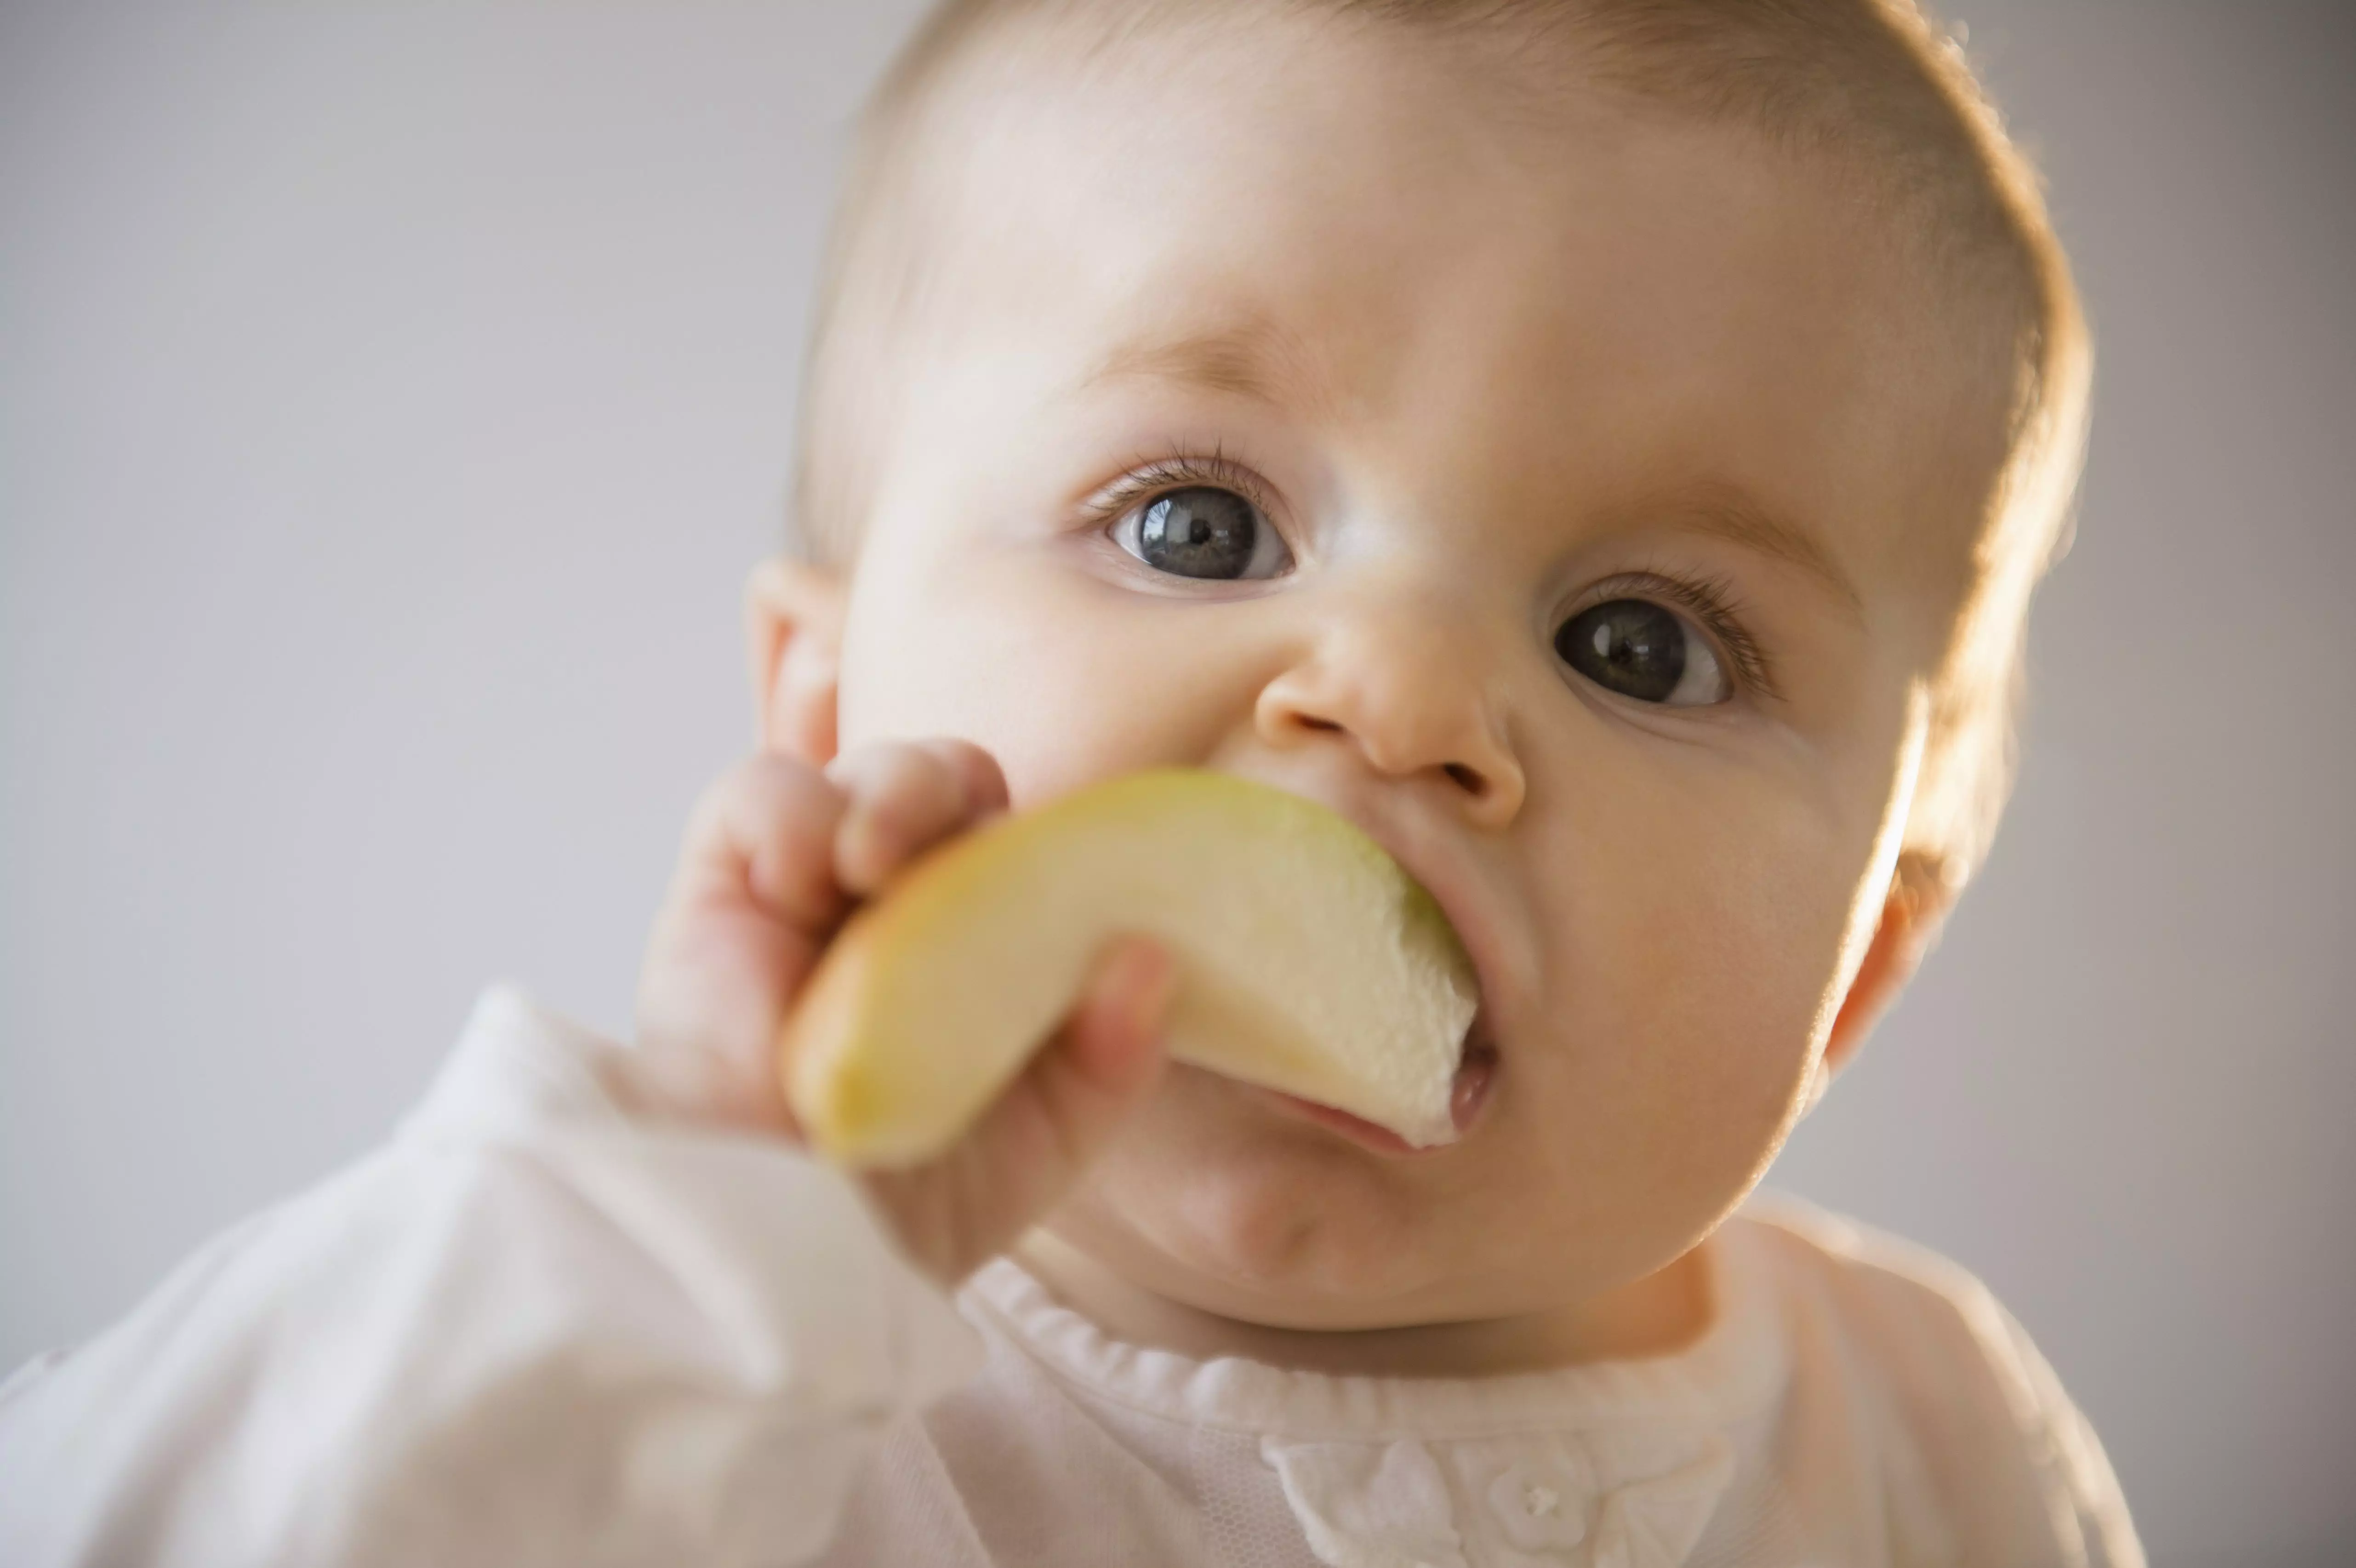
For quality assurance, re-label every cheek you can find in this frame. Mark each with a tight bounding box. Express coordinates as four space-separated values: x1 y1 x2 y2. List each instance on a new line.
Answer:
836 542 1265 804
1523 733 1870 1194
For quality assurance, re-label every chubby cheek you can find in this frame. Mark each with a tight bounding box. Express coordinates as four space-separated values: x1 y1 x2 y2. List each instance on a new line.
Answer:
1514 738 1867 1256
838 536 1255 803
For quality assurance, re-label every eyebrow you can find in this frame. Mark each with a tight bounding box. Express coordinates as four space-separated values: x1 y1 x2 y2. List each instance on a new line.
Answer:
1654 484 1865 619
1083 319 1319 407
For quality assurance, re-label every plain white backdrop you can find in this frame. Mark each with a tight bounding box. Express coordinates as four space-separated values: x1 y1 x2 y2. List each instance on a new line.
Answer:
3 5 2350 1564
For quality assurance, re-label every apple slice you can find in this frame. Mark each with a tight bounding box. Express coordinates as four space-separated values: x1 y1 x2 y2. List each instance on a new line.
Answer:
781 767 1480 1167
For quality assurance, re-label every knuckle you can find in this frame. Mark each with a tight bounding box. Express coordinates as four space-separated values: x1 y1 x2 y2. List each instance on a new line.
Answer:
917 739 1010 815
858 746 958 822
694 754 840 851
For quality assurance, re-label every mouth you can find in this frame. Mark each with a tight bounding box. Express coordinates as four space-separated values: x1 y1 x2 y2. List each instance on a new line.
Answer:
1347 811 1515 1128
1221 772 1520 1155
1258 996 1501 1156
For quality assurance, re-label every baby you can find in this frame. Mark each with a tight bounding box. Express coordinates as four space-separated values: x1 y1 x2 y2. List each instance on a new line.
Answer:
0 1 2139 1564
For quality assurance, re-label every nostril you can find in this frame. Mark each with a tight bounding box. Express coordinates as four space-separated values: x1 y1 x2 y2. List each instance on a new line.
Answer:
1301 716 1343 733
1443 762 1486 797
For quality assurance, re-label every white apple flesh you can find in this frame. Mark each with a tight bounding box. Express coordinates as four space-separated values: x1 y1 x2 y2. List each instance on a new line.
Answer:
781 768 1483 1167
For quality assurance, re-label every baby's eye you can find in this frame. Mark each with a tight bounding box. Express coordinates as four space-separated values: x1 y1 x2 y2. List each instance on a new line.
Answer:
1553 599 1730 706
1111 486 1291 581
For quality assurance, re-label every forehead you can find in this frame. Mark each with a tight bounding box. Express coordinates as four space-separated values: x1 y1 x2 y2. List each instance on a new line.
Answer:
903 8 2015 599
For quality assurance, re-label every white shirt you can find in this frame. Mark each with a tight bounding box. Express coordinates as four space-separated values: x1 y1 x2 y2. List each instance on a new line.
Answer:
0 986 2142 1568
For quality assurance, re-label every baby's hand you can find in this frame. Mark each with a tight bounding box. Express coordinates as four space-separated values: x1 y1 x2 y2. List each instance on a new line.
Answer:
633 741 1174 1286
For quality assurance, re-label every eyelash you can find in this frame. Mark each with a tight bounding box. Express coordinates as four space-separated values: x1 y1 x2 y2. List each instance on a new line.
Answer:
1081 450 1780 701
1080 446 1282 542
1578 566 1781 701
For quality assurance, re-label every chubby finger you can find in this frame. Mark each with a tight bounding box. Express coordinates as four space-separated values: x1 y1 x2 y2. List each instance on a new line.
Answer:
673 753 850 932
981 936 1177 1205
825 738 1010 895
1045 935 1177 1108
907 737 1011 817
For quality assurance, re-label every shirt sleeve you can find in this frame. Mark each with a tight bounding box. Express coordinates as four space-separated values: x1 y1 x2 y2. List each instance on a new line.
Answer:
1983 1292 2145 1568
0 985 984 1568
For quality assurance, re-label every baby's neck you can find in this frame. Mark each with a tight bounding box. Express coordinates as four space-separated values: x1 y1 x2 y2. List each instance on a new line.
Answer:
1009 1232 1714 1380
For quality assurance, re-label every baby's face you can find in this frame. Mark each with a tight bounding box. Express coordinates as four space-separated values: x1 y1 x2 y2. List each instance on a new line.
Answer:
828 17 2011 1329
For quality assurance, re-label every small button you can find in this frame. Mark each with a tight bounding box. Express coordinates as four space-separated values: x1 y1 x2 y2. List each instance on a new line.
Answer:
1486 1460 1586 1551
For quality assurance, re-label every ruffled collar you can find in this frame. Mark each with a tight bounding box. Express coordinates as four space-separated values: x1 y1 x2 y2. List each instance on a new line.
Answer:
958 1217 1788 1443
958 1223 1788 1567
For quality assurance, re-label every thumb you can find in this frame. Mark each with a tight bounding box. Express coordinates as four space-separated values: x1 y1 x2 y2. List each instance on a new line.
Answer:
1034 935 1176 1135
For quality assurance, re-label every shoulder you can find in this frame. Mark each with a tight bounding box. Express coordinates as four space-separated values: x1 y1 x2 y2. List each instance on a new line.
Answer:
1723 1193 2144 1568
1731 1192 2045 1407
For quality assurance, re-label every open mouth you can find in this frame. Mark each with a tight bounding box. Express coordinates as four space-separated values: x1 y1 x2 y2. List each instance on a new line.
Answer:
1261 999 1500 1156
1451 1000 1501 1133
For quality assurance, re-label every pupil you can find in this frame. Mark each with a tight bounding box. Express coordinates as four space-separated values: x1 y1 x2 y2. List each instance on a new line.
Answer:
1555 600 1687 702
1139 487 1259 579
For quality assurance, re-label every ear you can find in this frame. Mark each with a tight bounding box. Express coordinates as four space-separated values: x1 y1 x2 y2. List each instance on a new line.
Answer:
744 556 848 764
1805 851 1952 1110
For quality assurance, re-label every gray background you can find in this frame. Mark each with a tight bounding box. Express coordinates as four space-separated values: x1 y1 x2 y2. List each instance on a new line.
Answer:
3 4 2350 1563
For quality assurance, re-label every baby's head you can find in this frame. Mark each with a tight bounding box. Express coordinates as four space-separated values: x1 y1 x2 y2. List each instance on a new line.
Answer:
753 0 2088 1338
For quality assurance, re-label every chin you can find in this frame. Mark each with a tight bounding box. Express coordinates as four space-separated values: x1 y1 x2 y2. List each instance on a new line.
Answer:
1061 1086 1480 1326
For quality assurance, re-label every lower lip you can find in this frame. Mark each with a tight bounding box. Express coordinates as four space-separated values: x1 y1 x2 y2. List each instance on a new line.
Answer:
1256 1043 1500 1157
1260 1089 1434 1154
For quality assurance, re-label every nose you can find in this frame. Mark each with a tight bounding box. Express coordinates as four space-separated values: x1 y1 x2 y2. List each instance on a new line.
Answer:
1253 588 1526 830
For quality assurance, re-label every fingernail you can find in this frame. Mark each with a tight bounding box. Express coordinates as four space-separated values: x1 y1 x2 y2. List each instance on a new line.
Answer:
836 802 885 889
1119 940 1176 1026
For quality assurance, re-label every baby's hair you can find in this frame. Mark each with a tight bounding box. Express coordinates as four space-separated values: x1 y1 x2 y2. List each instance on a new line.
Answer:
791 0 2090 895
